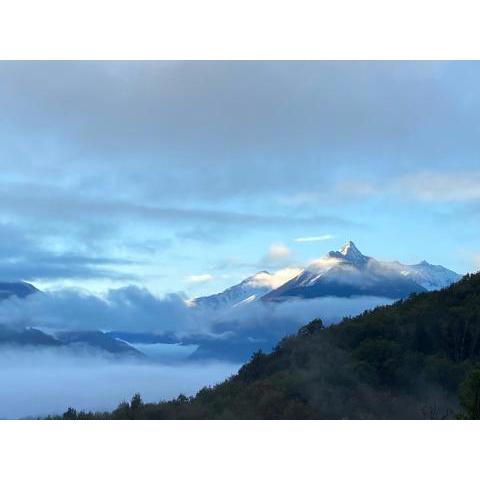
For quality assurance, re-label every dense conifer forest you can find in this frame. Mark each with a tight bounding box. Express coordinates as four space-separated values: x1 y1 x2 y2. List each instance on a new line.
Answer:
53 272 480 419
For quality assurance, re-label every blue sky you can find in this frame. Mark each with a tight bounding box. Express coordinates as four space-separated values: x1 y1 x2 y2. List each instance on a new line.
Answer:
0 61 479 297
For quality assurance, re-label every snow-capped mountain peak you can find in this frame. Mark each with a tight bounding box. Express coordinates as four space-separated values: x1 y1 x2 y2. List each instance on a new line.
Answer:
191 268 302 310
262 241 461 302
398 260 461 291
339 240 362 259
191 241 462 309
192 271 275 310
326 240 368 265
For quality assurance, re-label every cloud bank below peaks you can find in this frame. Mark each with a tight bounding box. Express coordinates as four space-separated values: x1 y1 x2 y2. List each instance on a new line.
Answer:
0 286 194 334
0 282 395 342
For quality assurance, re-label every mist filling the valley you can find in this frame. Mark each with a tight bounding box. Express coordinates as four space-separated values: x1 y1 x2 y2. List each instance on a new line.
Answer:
0 283 396 418
0 346 239 419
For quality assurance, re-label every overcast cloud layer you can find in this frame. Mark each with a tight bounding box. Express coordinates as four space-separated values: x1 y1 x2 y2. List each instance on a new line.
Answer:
0 61 479 297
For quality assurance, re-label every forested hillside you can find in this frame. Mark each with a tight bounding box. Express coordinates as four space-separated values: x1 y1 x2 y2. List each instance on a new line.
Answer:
55 272 480 419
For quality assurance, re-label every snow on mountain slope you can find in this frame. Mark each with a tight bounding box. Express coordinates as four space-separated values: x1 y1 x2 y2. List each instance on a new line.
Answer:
192 270 292 309
390 260 462 291
191 241 461 308
262 241 461 302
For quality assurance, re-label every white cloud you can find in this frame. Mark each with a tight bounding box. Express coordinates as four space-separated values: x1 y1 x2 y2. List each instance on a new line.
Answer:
294 234 335 243
335 180 378 197
264 243 291 263
286 171 480 207
398 171 480 202
308 255 342 270
248 267 302 290
212 295 394 334
186 274 214 284
0 286 194 334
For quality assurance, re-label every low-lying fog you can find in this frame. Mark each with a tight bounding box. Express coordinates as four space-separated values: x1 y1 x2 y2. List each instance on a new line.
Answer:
0 285 395 419
0 346 239 419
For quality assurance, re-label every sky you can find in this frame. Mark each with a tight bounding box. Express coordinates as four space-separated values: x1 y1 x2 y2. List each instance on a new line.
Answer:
1 61 479 298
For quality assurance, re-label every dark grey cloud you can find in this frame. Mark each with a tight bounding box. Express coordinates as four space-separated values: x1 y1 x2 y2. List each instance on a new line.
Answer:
0 183 355 228
0 182 356 275
2 61 479 203
0 255 138 282
0 61 478 283
0 222 140 281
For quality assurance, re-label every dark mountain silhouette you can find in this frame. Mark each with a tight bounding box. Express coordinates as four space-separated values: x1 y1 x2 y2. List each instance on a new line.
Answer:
56 331 143 357
0 325 60 346
0 325 142 357
0 281 38 300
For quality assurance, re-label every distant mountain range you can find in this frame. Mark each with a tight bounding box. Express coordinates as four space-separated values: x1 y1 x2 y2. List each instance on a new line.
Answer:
0 324 143 358
0 282 141 357
194 241 461 307
0 281 38 300
263 241 461 301
0 243 462 363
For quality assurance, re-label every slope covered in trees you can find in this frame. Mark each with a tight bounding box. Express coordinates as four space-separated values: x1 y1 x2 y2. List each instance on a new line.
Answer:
55 272 480 419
